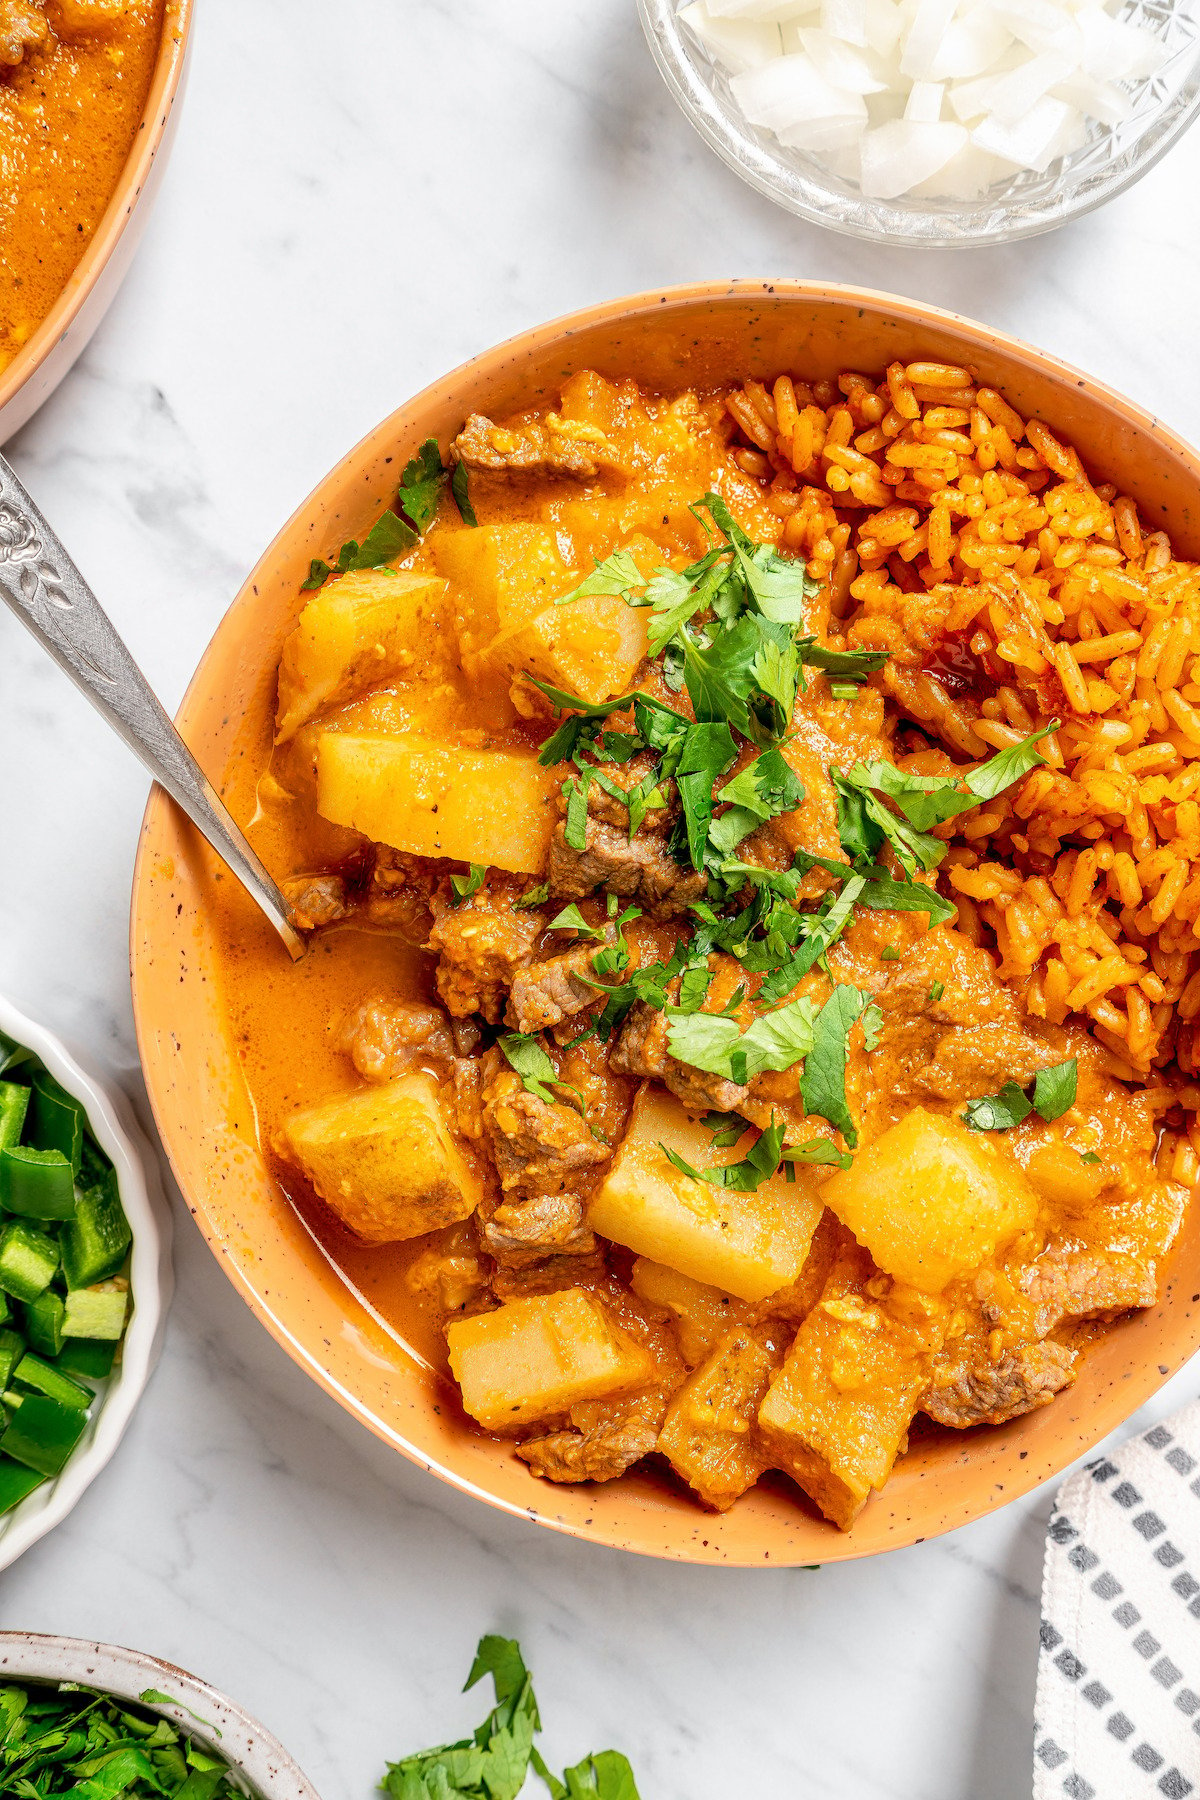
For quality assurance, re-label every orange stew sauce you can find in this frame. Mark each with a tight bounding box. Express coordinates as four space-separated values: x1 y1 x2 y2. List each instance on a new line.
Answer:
0 0 163 372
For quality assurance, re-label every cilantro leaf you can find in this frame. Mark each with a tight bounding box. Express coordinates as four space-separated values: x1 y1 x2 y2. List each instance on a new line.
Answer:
498 1034 586 1116
449 864 487 905
675 723 738 870
754 876 866 1004
833 726 1056 872
797 985 874 1147
450 459 477 527
796 640 889 683
708 748 805 858
398 439 446 534
515 881 550 909
662 1116 787 1192
1034 1059 1077 1120
563 769 594 851
700 494 818 625
783 1138 852 1171
963 1082 1033 1133
547 904 605 939
556 549 646 606
665 994 816 1083
965 1058 1078 1132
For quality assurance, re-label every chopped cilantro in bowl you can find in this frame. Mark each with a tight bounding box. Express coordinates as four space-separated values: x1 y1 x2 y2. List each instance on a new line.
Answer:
0 1002 170 1571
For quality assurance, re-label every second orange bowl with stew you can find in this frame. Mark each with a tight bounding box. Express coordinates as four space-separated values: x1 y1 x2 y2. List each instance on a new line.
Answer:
130 281 1200 1565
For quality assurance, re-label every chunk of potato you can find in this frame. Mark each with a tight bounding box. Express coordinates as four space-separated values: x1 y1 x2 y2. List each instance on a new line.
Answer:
757 1237 947 1529
276 570 446 741
629 1258 755 1368
819 1107 1039 1294
658 1323 786 1511
588 1086 824 1303
447 1288 655 1430
432 524 570 663
483 533 657 706
316 731 558 874
279 1073 481 1245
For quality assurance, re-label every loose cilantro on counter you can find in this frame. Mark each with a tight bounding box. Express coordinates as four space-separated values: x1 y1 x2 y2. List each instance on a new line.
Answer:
0 1680 241 1800
963 1058 1078 1132
382 1636 640 1800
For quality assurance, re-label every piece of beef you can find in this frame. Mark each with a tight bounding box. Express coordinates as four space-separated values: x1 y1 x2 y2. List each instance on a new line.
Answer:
517 1391 665 1484
922 1340 1077 1428
451 1057 486 1142
427 896 545 1022
0 0 46 66
549 815 706 918
490 1255 608 1301
1021 1246 1158 1337
506 934 611 1035
451 412 628 482
482 1066 609 1197
281 873 351 931
610 1004 751 1116
483 1191 595 1264
339 997 457 1082
368 849 439 944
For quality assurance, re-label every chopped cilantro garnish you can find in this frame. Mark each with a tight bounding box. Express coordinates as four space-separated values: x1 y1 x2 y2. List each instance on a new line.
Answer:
830 682 858 700
562 770 593 851
302 441 452 590
962 1081 1033 1133
498 1033 586 1117
556 549 647 605
832 725 1056 876
665 995 816 1085
449 864 487 905
450 458 477 527
547 904 606 939
799 642 889 683
797 984 876 1149
397 438 447 534
1033 1059 1078 1121
707 747 806 859
514 881 550 910
1079 1150 1101 1166
664 1112 852 1191
880 945 901 962
929 980 945 1002
963 1058 1078 1132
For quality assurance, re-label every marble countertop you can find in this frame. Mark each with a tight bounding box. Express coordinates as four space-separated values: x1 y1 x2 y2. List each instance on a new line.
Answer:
3 3 1200 1795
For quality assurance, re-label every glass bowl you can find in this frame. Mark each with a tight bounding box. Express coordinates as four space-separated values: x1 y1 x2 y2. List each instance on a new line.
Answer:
637 0 1200 247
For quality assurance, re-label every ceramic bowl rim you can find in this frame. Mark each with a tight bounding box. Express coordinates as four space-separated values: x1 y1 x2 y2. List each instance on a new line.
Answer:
131 277 1200 1564
0 1632 320 1800
0 0 194 425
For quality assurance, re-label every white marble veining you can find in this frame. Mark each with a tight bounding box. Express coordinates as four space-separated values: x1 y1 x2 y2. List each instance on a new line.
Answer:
2 3 1200 1795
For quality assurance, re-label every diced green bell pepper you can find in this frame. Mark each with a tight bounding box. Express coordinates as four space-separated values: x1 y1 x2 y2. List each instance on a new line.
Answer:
0 1145 76 1220
0 1329 24 1392
54 1338 115 1380
0 1220 59 1303
12 1353 92 1411
0 1455 46 1513
30 1072 85 1176
0 1082 29 1153
62 1283 127 1341
61 1173 130 1288
22 1290 64 1358
1 1395 86 1475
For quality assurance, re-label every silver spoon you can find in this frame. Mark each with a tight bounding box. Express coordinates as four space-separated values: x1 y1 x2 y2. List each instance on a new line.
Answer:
0 450 306 961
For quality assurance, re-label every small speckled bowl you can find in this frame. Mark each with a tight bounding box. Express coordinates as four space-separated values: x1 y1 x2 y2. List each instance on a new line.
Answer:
0 1634 321 1800
131 281 1200 1565
0 996 172 1569
0 0 193 444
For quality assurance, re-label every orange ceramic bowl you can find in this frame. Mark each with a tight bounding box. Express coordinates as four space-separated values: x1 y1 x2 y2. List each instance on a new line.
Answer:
0 0 193 443
131 281 1200 1565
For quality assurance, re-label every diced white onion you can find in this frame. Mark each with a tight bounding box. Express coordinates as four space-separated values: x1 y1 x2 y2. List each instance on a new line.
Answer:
680 0 1173 201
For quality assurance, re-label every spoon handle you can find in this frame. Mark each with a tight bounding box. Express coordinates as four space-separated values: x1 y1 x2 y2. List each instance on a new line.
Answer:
0 452 305 961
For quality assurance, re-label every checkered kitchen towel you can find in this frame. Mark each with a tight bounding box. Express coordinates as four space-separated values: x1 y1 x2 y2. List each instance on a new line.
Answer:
1034 1403 1200 1799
